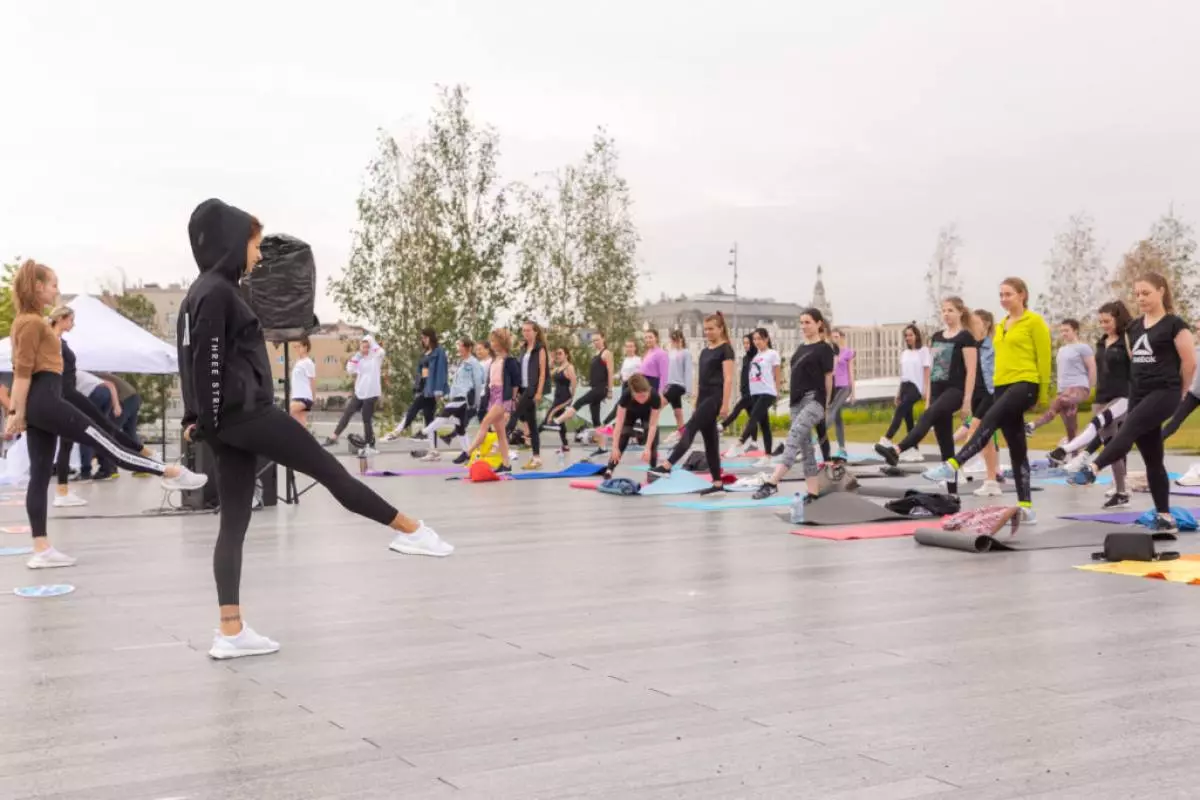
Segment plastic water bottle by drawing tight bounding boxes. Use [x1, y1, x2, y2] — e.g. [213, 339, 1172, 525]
[789, 493, 807, 524]
[558, 449, 566, 468]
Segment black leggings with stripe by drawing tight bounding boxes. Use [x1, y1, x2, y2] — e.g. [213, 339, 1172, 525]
[952, 382, 1037, 504]
[25, 372, 166, 538]
[56, 387, 144, 484]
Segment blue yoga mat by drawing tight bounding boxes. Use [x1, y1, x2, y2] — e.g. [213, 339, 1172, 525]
[508, 462, 606, 481]
[639, 470, 714, 496]
[669, 494, 795, 510]
[1040, 471, 1180, 487]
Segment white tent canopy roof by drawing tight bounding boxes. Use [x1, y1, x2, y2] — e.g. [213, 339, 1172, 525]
[0, 295, 178, 374]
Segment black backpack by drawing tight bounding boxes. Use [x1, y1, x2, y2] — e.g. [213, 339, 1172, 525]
[682, 451, 709, 472]
[884, 491, 962, 517]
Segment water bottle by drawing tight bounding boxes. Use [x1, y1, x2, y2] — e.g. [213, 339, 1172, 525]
[558, 449, 566, 468]
[789, 492, 807, 524]
[358, 452, 368, 474]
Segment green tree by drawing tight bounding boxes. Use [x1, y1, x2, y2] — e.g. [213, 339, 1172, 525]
[515, 129, 640, 370]
[112, 293, 172, 426]
[0, 260, 20, 338]
[332, 84, 516, 412]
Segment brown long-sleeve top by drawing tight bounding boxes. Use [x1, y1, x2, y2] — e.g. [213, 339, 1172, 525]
[11, 313, 63, 379]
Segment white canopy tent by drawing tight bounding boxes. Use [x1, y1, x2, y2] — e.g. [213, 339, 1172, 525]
[0, 294, 178, 373]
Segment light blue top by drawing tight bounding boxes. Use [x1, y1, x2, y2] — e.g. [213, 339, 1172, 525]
[1056, 342, 1093, 390]
[667, 348, 693, 395]
[449, 356, 486, 405]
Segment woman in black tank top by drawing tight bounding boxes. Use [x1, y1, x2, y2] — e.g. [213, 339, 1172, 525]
[541, 348, 577, 450]
[552, 333, 614, 433]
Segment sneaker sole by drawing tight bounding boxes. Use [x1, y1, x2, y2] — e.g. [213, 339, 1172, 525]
[388, 543, 453, 558]
[208, 646, 281, 660]
[27, 561, 76, 569]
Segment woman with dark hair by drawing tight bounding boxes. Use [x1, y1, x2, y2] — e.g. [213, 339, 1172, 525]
[828, 328, 856, 459]
[879, 324, 930, 451]
[662, 329, 693, 443]
[753, 308, 835, 508]
[407, 338, 485, 462]
[1025, 318, 1095, 441]
[541, 347, 577, 453]
[1068, 274, 1195, 532]
[719, 335, 755, 437]
[178, 199, 452, 659]
[404, 327, 449, 444]
[508, 320, 549, 470]
[925, 277, 1051, 524]
[727, 327, 780, 466]
[553, 331, 613, 433]
[324, 334, 385, 452]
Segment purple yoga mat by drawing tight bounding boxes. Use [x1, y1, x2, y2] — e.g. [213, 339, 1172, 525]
[363, 467, 464, 477]
[1172, 486, 1200, 496]
[1060, 506, 1200, 525]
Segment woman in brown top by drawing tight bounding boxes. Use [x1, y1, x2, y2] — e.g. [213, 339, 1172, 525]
[5, 261, 208, 570]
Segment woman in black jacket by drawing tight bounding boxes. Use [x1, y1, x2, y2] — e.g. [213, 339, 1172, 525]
[178, 198, 454, 661]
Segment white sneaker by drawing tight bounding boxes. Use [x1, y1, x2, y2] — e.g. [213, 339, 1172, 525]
[1178, 464, 1200, 487]
[1019, 507, 1037, 526]
[363, 446, 380, 456]
[143, 447, 162, 462]
[161, 466, 208, 492]
[973, 480, 1002, 497]
[1064, 452, 1092, 473]
[208, 624, 281, 660]
[900, 449, 924, 463]
[722, 443, 744, 459]
[752, 456, 773, 468]
[388, 522, 454, 557]
[420, 450, 443, 462]
[53, 492, 88, 508]
[27, 547, 77, 569]
[877, 437, 893, 448]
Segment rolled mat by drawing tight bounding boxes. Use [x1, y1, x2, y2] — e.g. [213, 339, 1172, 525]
[792, 519, 943, 541]
[914, 523, 1178, 553]
[569, 479, 601, 490]
[508, 462, 607, 481]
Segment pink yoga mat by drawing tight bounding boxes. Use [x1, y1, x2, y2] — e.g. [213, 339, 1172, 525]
[570, 479, 601, 490]
[791, 519, 943, 541]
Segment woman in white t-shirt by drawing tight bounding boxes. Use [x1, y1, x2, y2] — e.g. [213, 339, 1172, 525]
[727, 327, 781, 467]
[288, 337, 317, 428]
[880, 324, 931, 448]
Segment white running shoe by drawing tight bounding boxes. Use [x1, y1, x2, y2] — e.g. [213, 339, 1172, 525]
[973, 480, 1003, 497]
[1064, 452, 1091, 473]
[752, 456, 773, 468]
[208, 624, 281, 660]
[161, 466, 209, 492]
[1178, 464, 1200, 487]
[1019, 507, 1037, 526]
[363, 446, 380, 456]
[53, 492, 88, 508]
[420, 450, 443, 462]
[721, 443, 744, 459]
[27, 547, 77, 569]
[388, 522, 454, 557]
[877, 436, 893, 448]
[899, 449, 924, 463]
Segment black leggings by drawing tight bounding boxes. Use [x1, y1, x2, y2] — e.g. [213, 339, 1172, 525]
[885, 382, 923, 440]
[952, 382, 1038, 503]
[401, 395, 436, 433]
[738, 394, 775, 454]
[667, 395, 722, 482]
[664, 384, 686, 410]
[815, 421, 832, 462]
[56, 387, 145, 483]
[25, 373, 166, 538]
[603, 384, 630, 425]
[898, 386, 963, 493]
[508, 392, 541, 455]
[573, 387, 606, 427]
[334, 396, 378, 445]
[211, 406, 399, 606]
[1094, 389, 1178, 514]
[610, 423, 658, 469]
[543, 401, 570, 448]
[1162, 392, 1199, 441]
[720, 395, 753, 431]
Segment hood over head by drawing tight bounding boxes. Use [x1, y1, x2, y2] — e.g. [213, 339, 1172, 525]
[188, 198, 255, 283]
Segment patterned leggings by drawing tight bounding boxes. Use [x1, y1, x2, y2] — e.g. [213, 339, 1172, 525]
[780, 393, 826, 478]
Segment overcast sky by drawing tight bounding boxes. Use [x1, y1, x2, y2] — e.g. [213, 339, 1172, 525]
[4, 0, 1199, 326]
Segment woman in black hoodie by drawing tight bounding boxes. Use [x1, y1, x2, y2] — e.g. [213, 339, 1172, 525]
[179, 199, 454, 661]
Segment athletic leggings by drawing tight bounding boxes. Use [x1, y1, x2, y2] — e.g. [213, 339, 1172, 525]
[509, 392, 541, 455]
[401, 395, 437, 433]
[56, 387, 145, 484]
[573, 387, 606, 427]
[1162, 392, 1199, 441]
[667, 395, 722, 482]
[738, 394, 775, 454]
[1093, 389, 1178, 514]
[543, 402, 570, 448]
[951, 381, 1038, 504]
[827, 386, 852, 450]
[663, 384, 686, 411]
[814, 421, 832, 462]
[898, 386, 962, 494]
[780, 393, 825, 478]
[720, 395, 753, 431]
[211, 405, 399, 606]
[885, 382, 922, 440]
[610, 423, 658, 469]
[24, 373, 166, 538]
[1029, 385, 1090, 440]
[421, 401, 471, 450]
[334, 396, 378, 445]
[1076, 399, 1128, 494]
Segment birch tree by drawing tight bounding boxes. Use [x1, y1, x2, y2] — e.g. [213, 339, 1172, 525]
[1035, 212, 1108, 337]
[924, 224, 963, 328]
[1148, 207, 1198, 318]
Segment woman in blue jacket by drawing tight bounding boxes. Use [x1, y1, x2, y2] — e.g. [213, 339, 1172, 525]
[400, 328, 448, 437]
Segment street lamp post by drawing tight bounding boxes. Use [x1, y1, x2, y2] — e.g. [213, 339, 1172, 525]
[729, 242, 738, 340]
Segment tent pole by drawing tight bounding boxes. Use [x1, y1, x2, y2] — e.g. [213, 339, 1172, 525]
[161, 379, 168, 460]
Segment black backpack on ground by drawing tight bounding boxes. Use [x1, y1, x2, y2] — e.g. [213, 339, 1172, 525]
[884, 491, 961, 518]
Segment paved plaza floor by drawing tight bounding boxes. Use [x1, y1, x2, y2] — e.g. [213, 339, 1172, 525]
[2, 441, 1200, 799]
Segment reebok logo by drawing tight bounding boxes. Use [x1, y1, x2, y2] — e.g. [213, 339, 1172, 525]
[1130, 333, 1155, 363]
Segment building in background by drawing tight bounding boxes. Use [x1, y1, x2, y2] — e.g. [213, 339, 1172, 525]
[266, 321, 367, 391]
[127, 282, 188, 338]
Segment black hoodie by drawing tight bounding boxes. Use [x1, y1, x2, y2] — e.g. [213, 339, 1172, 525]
[177, 199, 274, 437]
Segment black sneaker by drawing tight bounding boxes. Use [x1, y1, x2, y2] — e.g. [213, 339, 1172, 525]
[495, 464, 512, 474]
[699, 483, 726, 496]
[752, 481, 779, 500]
[1149, 514, 1179, 534]
[647, 464, 671, 478]
[92, 469, 118, 481]
[589, 448, 608, 458]
[1047, 447, 1067, 467]
[772, 443, 784, 457]
[873, 443, 899, 467]
[322, 437, 337, 447]
[453, 452, 470, 465]
[1102, 492, 1130, 509]
[440, 433, 455, 445]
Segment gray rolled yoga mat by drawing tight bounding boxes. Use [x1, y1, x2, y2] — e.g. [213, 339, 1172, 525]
[914, 523, 1178, 553]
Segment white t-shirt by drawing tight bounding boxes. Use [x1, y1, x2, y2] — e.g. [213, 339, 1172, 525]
[348, 344, 384, 399]
[899, 347, 931, 388]
[619, 355, 642, 382]
[75, 370, 102, 396]
[749, 349, 781, 396]
[291, 356, 316, 401]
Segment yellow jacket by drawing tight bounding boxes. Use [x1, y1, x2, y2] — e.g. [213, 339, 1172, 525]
[993, 309, 1052, 404]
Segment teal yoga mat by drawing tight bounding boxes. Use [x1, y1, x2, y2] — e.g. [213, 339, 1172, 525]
[639, 470, 714, 496]
[669, 494, 794, 510]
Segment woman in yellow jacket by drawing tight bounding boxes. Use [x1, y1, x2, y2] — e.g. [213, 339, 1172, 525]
[924, 277, 1051, 524]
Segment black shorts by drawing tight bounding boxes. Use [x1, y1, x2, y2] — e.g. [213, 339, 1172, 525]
[971, 391, 993, 419]
[664, 384, 686, 410]
[293, 398, 313, 411]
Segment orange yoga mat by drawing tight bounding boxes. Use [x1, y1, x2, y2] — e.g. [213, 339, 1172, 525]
[1077, 553, 1200, 584]
[791, 519, 944, 541]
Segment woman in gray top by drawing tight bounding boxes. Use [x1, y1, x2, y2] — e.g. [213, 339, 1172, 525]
[1025, 318, 1095, 440]
[663, 329, 693, 442]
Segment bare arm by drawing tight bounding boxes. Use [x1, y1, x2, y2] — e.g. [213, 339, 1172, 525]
[721, 359, 734, 416]
[1085, 354, 1097, 390]
[611, 405, 628, 463]
[536, 349, 547, 400]
[104, 381, 122, 416]
[603, 352, 614, 397]
[961, 347, 978, 414]
[847, 356, 856, 401]
[923, 366, 931, 403]
[1177, 329, 1196, 398]
[5, 376, 30, 436]
[824, 372, 834, 411]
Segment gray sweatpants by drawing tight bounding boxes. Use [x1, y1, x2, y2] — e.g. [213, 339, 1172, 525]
[827, 386, 852, 449]
[781, 393, 826, 478]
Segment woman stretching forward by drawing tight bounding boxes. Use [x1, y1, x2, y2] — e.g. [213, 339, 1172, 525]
[649, 313, 734, 491]
[875, 298, 976, 495]
[178, 199, 453, 661]
[924, 277, 1051, 524]
[1067, 273, 1195, 532]
[752, 309, 835, 507]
